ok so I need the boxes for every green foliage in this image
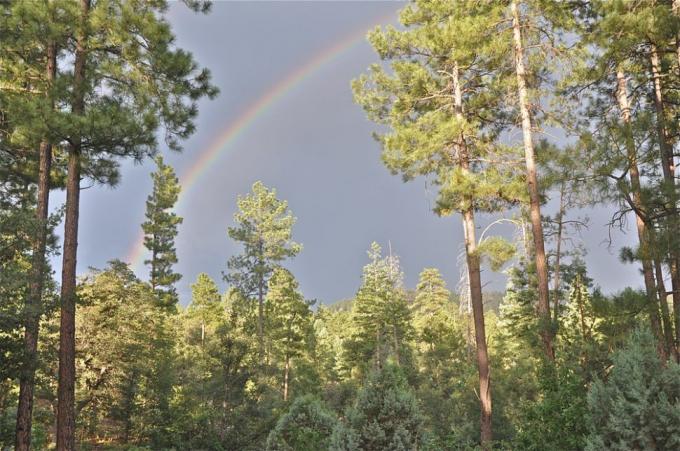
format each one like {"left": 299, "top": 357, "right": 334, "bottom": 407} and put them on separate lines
{"left": 586, "top": 328, "right": 680, "bottom": 450}
{"left": 225, "top": 181, "right": 301, "bottom": 299}
{"left": 513, "top": 364, "right": 588, "bottom": 451}
{"left": 344, "top": 243, "right": 414, "bottom": 376}
{"left": 330, "top": 364, "right": 425, "bottom": 451}
{"left": 75, "top": 261, "right": 178, "bottom": 447}
{"left": 142, "top": 155, "right": 183, "bottom": 310}
{"left": 266, "top": 395, "right": 338, "bottom": 451}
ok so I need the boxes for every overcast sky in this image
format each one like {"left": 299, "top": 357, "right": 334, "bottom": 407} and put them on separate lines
{"left": 50, "top": 1, "right": 641, "bottom": 306}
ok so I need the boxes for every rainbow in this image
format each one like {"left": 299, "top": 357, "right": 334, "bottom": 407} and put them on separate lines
{"left": 125, "top": 9, "right": 396, "bottom": 271}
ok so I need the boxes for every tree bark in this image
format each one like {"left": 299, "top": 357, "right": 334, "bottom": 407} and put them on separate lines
{"left": 511, "top": 0, "right": 554, "bottom": 361}
{"left": 453, "top": 62, "right": 492, "bottom": 447}
{"left": 57, "top": 1, "right": 89, "bottom": 449}
{"left": 283, "top": 355, "right": 290, "bottom": 402}
{"left": 15, "top": 40, "right": 56, "bottom": 451}
{"left": 257, "top": 240, "right": 265, "bottom": 360}
{"left": 615, "top": 68, "right": 667, "bottom": 360}
{"left": 654, "top": 257, "right": 677, "bottom": 359}
{"left": 674, "top": 0, "right": 680, "bottom": 78}
{"left": 650, "top": 44, "right": 680, "bottom": 359}
{"left": 552, "top": 183, "right": 565, "bottom": 323}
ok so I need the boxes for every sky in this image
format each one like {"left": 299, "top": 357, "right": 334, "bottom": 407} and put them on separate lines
{"left": 50, "top": 1, "right": 641, "bottom": 306}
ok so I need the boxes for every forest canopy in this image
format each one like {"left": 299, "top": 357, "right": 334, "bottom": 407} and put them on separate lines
{"left": 2, "top": 0, "right": 680, "bottom": 450}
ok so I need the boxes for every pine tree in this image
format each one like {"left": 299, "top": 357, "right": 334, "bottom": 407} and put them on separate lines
{"left": 187, "top": 273, "right": 222, "bottom": 347}
{"left": 353, "top": 2, "right": 525, "bottom": 443}
{"left": 0, "top": 3, "right": 62, "bottom": 447}
{"left": 330, "top": 364, "right": 425, "bottom": 451}
{"left": 586, "top": 328, "right": 680, "bottom": 450}
{"left": 345, "top": 243, "right": 413, "bottom": 374}
{"left": 411, "top": 268, "right": 457, "bottom": 361}
{"left": 266, "top": 395, "right": 338, "bottom": 451}
{"left": 225, "top": 181, "right": 301, "bottom": 358}
{"left": 142, "top": 155, "right": 183, "bottom": 311}
{"left": 47, "top": 2, "right": 218, "bottom": 445}
{"left": 265, "top": 268, "right": 314, "bottom": 401}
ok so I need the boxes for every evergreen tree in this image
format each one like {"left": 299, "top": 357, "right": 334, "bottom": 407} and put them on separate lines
{"left": 42, "top": 2, "right": 218, "bottom": 446}
{"left": 330, "top": 364, "right": 425, "bottom": 451}
{"left": 353, "top": 2, "right": 525, "bottom": 442}
{"left": 266, "top": 395, "right": 338, "bottom": 451}
{"left": 344, "top": 243, "right": 413, "bottom": 375}
{"left": 186, "top": 273, "right": 222, "bottom": 347}
{"left": 266, "top": 268, "right": 314, "bottom": 401}
{"left": 225, "top": 181, "right": 301, "bottom": 358}
{"left": 0, "top": 3, "right": 61, "bottom": 446}
{"left": 142, "top": 155, "right": 183, "bottom": 311}
{"left": 586, "top": 328, "right": 680, "bottom": 450}
{"left": 75, "top": 261, "right": 178, "bottom": 447}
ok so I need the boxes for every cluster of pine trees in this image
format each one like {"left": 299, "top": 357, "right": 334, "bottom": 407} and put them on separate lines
{"left": 2, "top": 0, "right": 680, "bottom": 450}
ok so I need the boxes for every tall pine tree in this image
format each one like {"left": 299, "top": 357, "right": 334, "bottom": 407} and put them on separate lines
{"left": 225, "top": 181, "right": 301, "bottom": 358}
{"left": 142, "top": 155, "right": 183, "bottom": 311}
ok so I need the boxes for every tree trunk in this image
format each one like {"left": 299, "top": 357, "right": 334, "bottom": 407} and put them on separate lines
{"left": 650, "top": 44, "right": 680, "bottom": 359}
{"left": 615, "top": 68, "right": 667, "bottom": 359}
{"left": 392, "top": 324, "right": 400, "bottom": 366}
{"left": 283, "top": 355, "right": 290, "bottom": 402}
{"left": 257, "top": 240, "right": 265, "bottom": 360}
{"left": 552, "top": 183, "right": 565, "bottom": 324}
{"left": 453, "top": 62, "right": 492, "bottom": 447}
{"left": 674, "top": 0, "right": 680, "bottom": 78}
{"left": 511, "top": 0, "right": 554, "bottom": 361}
{"left": 15, "top": 40, "right": 56, "bottom": 451}
{"left": 654, "top": 257, "right": 676, "bottom": 359}
{"left": 57, "top": 2, "right": 89, "bottom": 449}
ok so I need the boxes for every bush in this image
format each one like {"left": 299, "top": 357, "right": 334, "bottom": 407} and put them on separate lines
{"left": 586, "top": 328, "right": 680, "bottom": 450}
{"left": 266, "top": 395, "right": 338, "bottom": 451}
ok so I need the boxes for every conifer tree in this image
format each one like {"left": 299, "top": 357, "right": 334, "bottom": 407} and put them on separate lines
{"left": 187, "top": 273, "right": 222, "bottom": 347}
{"left": 49, "top": 1, "right": 217, "bottom": 447}
{"left": 266, "top": 395, "right": 338, "bottom": 451}
{"left": 345, "top": 243, "right": 413, "bottom": 374}
{"left": 142, "top": 155, "right": 183, "bottom": 311}
{"left": 330, "top": 364, "right": 425, "bottom": 451}
{"left": 0, "top": 3, "right": 62, "bottom": 446}
{"left": 265, "top": 268, "right": 314, "bottom": 401}
{"left": 225, "top": 181, "right": 301, "bottom": 358}
{"left": 353, "top": 2, "right": 523, "bottom": 443}
{"left": 586, "top": 328, "right": 680, "bottom": 450}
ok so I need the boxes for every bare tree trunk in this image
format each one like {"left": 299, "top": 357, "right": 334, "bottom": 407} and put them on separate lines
{"left": 257, "top": 240, "right": 265, "bottom": 360}
{"left": 392, "top": 325, "right": 400, "bottom": 366}
{"left": 283, "top": 355, "right": 290, "bottom": 402}
{"left": 552, "top": 183, "right": 565, "bottom": 323}
{"left": 57, "top": 2, "right": 89, "bottom": 449}
{"left": 650, "top": 45, "right": 680, "bottom": 359}
{"left": 453, "top": 62, "right": 492, "bottom": 447}
{"left": 15, "top": 40, "right": 56, "bottom": 451}
{"left": 511, "top": 0, "right": 554, "bottom": 361}
{"left": 616, "top": 68, "right": 667, "bottom": 360}
{"left": 674, "top": 0, "right": 680, "bottom": 77}
{"left": 654, "top": 257, "right": 677, "bottom": 359}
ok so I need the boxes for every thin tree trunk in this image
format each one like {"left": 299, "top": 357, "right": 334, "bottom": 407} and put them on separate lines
{"left": 650, "top": 44, "right": 680, "bottom": 359}
{"left": 670, "top": 260, "right": 680, "bottom": 359}
{"left": 616, "top": 68, "right": 666, "bottom": 359}
{"left": 283, "top": 355, "right": 290, "bottom": 402}
{"left": 392, "top": 325, "right": 400, "bottom": 366}
{"left": 15, "top": 40, "right": 56, "bottom": 451}
{"left": 511, "top": 0, "right": 554, "bottom": 361}
{"left": 552, "top": 183, "right": 565, "bottom": 324}
{"left": 654, "top": 257, "right": 676, "bottom": 359}
{"left": 674, "top": 0, "right": 680, "bottom": 77}
{"left": 57, "top": 2, "right": 89, "bottom": 449}
{"left": 453, "top": 62, "right": 492, "bottom": 447}
{"left": 257, "top": 240, "right": 265, "bottom": 360}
